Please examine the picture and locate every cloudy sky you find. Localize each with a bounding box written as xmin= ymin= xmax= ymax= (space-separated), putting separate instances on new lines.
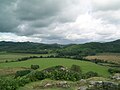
xmin=0 ymin=0 xmax=120 ymax=44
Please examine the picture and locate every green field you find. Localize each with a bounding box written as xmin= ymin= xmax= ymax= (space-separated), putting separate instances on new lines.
xmin=0 ymin=58 xmax=109 ymax=77
xmin=0 ymin=52 xmax=50 ymax=63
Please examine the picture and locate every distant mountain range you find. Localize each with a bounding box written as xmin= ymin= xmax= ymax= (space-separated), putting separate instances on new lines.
xmin=0 ymin=40 xmax=120 ymax=54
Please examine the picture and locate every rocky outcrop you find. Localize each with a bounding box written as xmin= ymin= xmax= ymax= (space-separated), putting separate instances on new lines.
xmin=112 ymin=73 xmax=120 ymax=80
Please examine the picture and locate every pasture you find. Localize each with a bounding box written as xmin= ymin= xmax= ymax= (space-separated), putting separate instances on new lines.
xmin=0 ymin=58 xmax=109 ymax=77
xmin=0 ymin=52 xmax=50 ymax=63
xmin=86 ymin=53 xmax=120 ymax=64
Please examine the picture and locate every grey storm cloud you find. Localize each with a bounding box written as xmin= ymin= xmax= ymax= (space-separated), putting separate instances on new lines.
xmin=0 ymin=0 xmax=120 ymax=44
xmin=15 ymin=0 xmax=63 ymax=21
xmin=92 ymin=0 xmax=120 ymax=11
xmin=0 ymin=0 xmax=19 ymax=32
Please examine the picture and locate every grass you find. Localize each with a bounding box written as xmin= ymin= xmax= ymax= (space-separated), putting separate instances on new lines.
xmin=0 ymin=58 xmax=110 ymax=77
xmin=0 ymin=52 xmax=51 ymax=63
xmin=0 ymin=67 xmax=29 ymax=76
xmin=18 ymin=79 xmax=76 ymax=90
xmin=17 ymin=77 xmax=113 ymax=90
xmin=86 ymin=53 xmax=120 ymax=64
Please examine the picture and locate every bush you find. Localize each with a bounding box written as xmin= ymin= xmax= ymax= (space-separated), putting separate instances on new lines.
xmin=27 ymin=66 xmax=82 ymax=81
xmin=47 ymin=66 xmax=82 ymax=81
xmin=17 ymin=57 xmax=30 ymax=61
xmin=70 ymin=64 xmax=82 ymax=73
xmin=15 ymin=70 xmax=31 ymax=78
xmin=82 ymin=71 xmax=98 ymax=79
xmin=16 ymin=77 xmax=31 ymax=86
xmin=44 ymin=65 xmax=65 ymax=72
xmin=0 ymin=76 xmax=31 ymax=90
xmin=27 ymin=71 xmax=46 ymax=81
xmin=5 ymin=60 xmax=8 ymax=63
xmin=31 ymin=65 xmax=40 ymax=70
xmin=108 ymin=68 xmax=120 ymax=74
xmin=50 ymin=70 xmax=81 ymax=81
xmin=118 ymin=83 xmax=120 ymax=90
xmin=0 ymin=77 xmax=18 ymax=90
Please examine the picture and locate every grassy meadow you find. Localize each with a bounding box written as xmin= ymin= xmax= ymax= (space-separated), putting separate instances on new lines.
xmin=0 ymin=52 xmax=50 ymax=63
xmin=0 ymin=58 xmax=109 ymax=77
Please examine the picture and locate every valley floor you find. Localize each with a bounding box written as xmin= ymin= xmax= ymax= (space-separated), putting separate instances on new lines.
xmin=0 ymin=58 xmax=109 ymax=77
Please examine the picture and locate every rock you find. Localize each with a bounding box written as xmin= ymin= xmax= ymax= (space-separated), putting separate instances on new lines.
xmin=44 ymin=83 xmax=53 ymax=88
xmin=62 ymin=84 xmax=70 ymax=88
xmin=102 ymin=81 xmax=118 ymax=86
xmin=112 ymin=73 xmax=120 ymax=80
xmin=56 ymin=81 xmax=70 ymax=88
xmin=60 ymin=67 xmax=67 ymax=70
xmin=88 ymin=85 xmax=94 ymax=88
xmin=80 ymin=79 xmax=87 ymax=83
xmin=59 ymin=81 xmax=67 ymax=85
xmin=89 ymin=81 xmax=102 ymax=85
xmin=78 ymin=86 xmax=88 ymax=90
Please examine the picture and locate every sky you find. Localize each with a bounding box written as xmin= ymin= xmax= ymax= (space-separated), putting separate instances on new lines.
xmin=0 ymin=0 xmax=120 ymax=44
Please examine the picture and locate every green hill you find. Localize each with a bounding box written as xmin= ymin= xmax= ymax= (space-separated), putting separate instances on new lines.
xmin=0 ymin=41 xmax=62 ymax=54
xmin=0 ymin=39 xmax=120 ymax=55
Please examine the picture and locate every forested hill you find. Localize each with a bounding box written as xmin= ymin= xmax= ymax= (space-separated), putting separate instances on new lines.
xmin=64 ymin=39 xmax=120 ymax=53
xmin=0 ymin=41 xmax=62 ymax=54
xmin=0 ymin=40 xmax=120 ymax=54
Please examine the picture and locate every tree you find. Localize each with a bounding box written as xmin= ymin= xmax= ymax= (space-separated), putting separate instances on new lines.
xmin=70 ymin=64 xmax=82 ymax=73
xmin=31 ymin=65 xmax=40 ymax=70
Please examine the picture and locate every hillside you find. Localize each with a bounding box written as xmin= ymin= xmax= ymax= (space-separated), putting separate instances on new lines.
xmin=0 ymin=39 xmax=120 ymax=54
xmin=0 ymin=41 xmax=62 ymax=54
xmin=65 ymin=40 xmax=120 ymax=52
xmin=57 ymin=40 xmax=120 ymax=56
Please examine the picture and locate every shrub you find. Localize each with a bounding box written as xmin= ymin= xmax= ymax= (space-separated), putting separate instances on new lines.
xmin=31 ymin=65 xmax=40 ymax=70
xmin=27 ymin=66 xmax=82 ymax=82
xmin=43 ymin=65 xmax=82 ymax=81
xmin=0 ymin=77 xmax=30 ymax=90
xmin=82 ymin=71 xmax=98 ymax=79
xmin=70 ymin=64 xmax=82 ymax=73
xmin=49 ymin=55 xmax=55 ymax=58
xmin=118 ymin=83 xmax=120 ymax=90
xmin=16 ymin=77 xmax=31 ymax=86
xmin=17 ymin=57 xmax=30 ymax=61
xmin=50 ymin=69 xmax=82 ymax=81
xmin=108 ymin=68 xmax=120 ymax=74
xmin=15 ymin=70 xmax=31 ymax=78
xmin=5 ymin=60 xmax=8 ymax=63
xmin=44 ymin=65 xmax=65 ymax=72
xmin=0 ymin=77 xmax=18 ymax=90
xmin=27 ymin=71 xmax=46 ymax=81
xmin=34 ymin=71 xmax=46 ymax=80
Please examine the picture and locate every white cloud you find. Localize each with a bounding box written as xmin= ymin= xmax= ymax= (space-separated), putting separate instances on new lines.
xmin=92 ymin=0 xmax=120 ymax=11
xmin=0 ymin=0 xmax=120 ymax=44
xmin=0 ymin=33 xmax=42 ymax=43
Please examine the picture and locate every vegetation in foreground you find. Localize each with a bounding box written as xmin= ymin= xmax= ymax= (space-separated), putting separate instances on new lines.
xmin=1 ymin=65 xmax=120 ymax=90
xmin=0 ymin=56 xmax=119 ymax=90
xmin=18 ymin=78 xmax=120 ymax=90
